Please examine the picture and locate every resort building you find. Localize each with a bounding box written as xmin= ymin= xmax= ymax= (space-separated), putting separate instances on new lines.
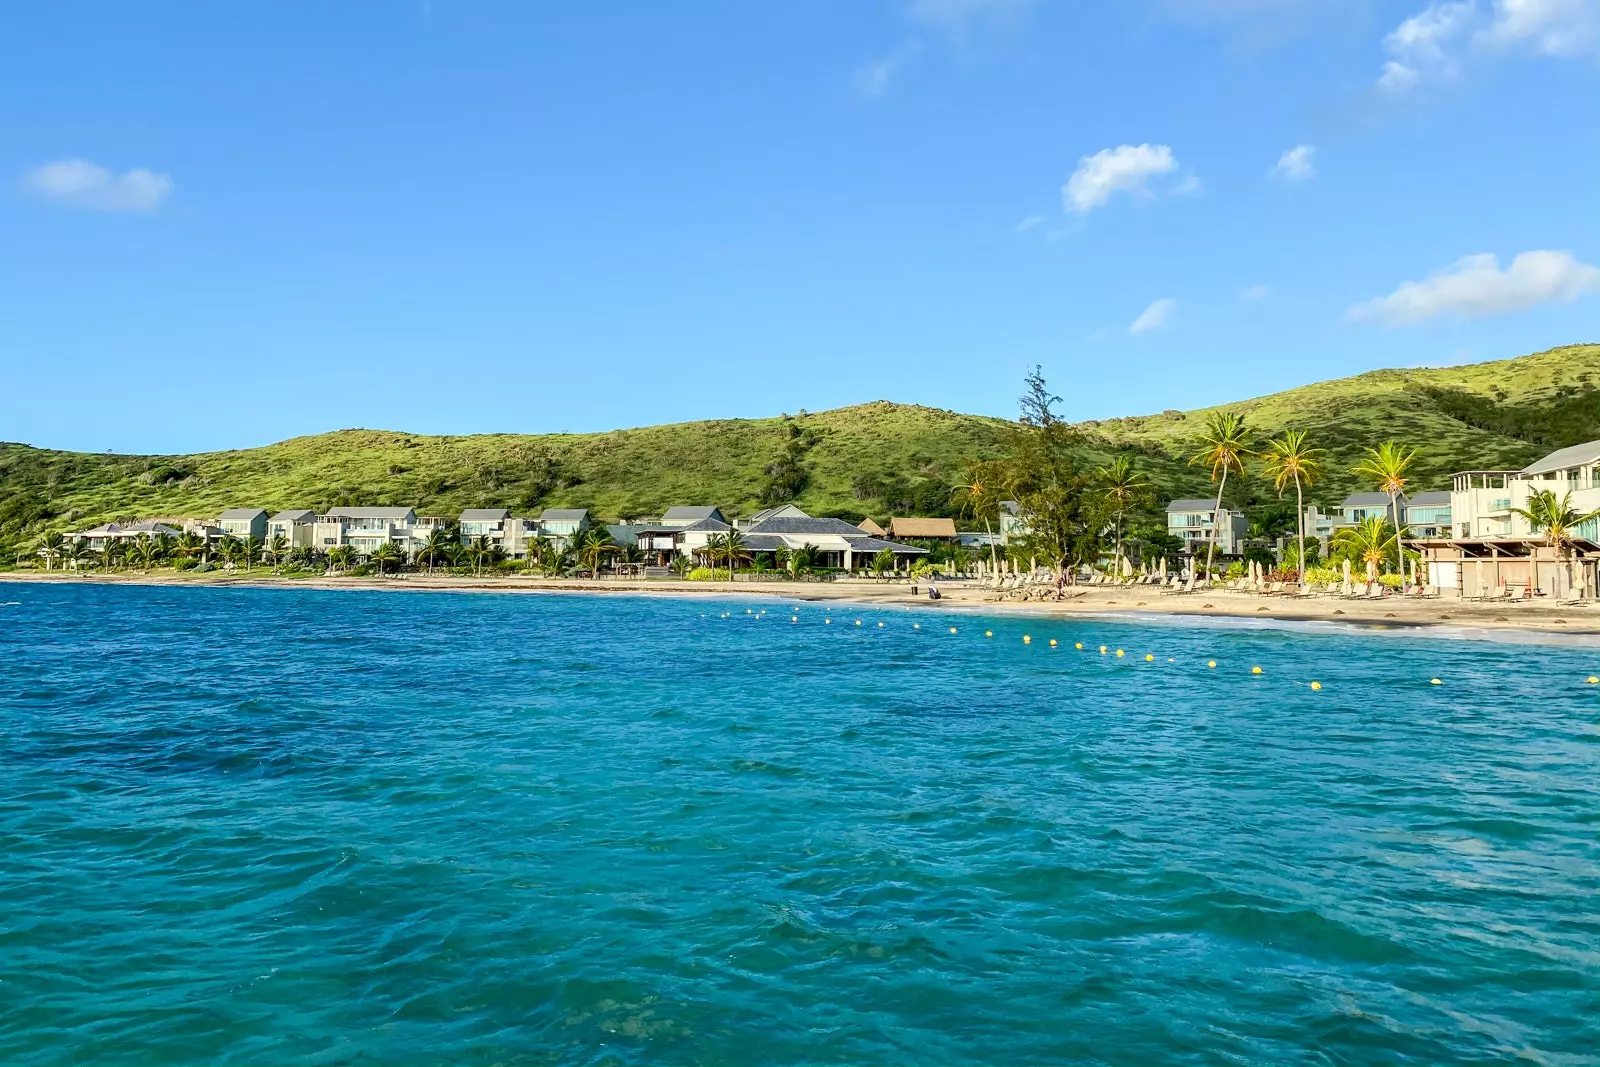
xmin=1417 ymin=441 xmax=1600 ymax=598
xmin=218 ymin=508 xmax=268 ymax=541
xmin=1341 ymin=492 xmax=1405 ymax=528
xmin=736 ymin=504 xmax=807 ymax=531
xmin=888 ymin=517 xmax=958 ymax=542
xmin=267 ymin=510 xmax=317 ymax=548
xmin=998 ymin=500 xmax=1027 ymax=545
xmin=1404 ymin=492 xmax=1452 ymax=538
xmin=538 ymin=508 xmax=590 ymax=549
xmin=313 ymin=507 xmax=442 ymax=554
xmin=741 ymin=508 xmax=927 ymax=570
xmin=857 ymin=518 xmax=887 ymax=536
xmin=70 ymin=520 xmax=183 ymax=549
xmin=1166 ymin=499 xmax=1248 ymax=556
xmin=659 ymin=506 xmax=726 ymax=527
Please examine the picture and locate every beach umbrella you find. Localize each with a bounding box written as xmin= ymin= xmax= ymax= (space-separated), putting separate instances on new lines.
xmin=1341 ymin=558 xmax=1352 ymax=595
xmin=1159 ymin=557 xmax=1167 ymax=579
xmin=1121 ymin=556 xmax=1132 ymax=578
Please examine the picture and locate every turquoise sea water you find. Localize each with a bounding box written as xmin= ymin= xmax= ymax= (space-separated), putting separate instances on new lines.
xmin=2 ymin=583 xmax=1598 ymax=1065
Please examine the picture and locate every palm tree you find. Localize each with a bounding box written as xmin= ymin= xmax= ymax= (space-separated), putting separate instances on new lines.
xmin=127 ymin=534 xmax=159 ymax=572
xmin=787 ymin=544 xmax=818 ymax=578
xmin=1510 ymin=489 xmax=1600 ymax=597
xmin=953 ymin=468 xmax=1003 ymax=574
xmin=1262 ymin=429 xmax=1326 ymax=589
xmin=96 ymin=540 xmax=122 ymax=573
xmin=468 ymin=535 xmax=496 ymax=576
xmin=1353 ymin=441 xmax=1416 ymax=564
xmin=173 ymin=531 xmax=205 ymax=567
xmin=62 ymin=540 xmax=90 ymax=572
xmin=872 ymin=546 xmax=895 ymax=578
xmin=264 ymin=534 xmax=290 ymax=573
xmin=238 ymin=536 xmax=262 ymax=572
xmin=416 ymin=528 xmax=454 ymax=574
xmin=369 ymin=541 xmax=403 ymax=577
xmin=720 ymin=530 xmax=750 ymax=582
xmin=327 ymin=545 xmax=355 ymax=572
xmin=1332 ymin=516 xmax=1398 ymax=582
xmin=37 ymin=531 xmax=65 ymax=571
xmin=1189 ymin=410 xmax=1253 ymax=580
xmin=1095 ymin=455 xmax=1152 ymax=576
xmin=216 ymin=534 xmax=241 ymax=569
xmin=669 ymin=553 xmax=694 ymax=578
xmin=575 ymin=528 xmax=618 ymax=579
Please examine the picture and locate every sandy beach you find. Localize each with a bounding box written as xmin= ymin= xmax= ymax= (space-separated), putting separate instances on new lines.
xmin=6 ymin=569 xmax=1598 ymax=639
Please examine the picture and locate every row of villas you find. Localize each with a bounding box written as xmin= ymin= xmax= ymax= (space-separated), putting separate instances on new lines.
xmin=1163 ymin=439 xmax=1600 ymax=597
xmin=72 ymin=503 xmax=940 ymax=572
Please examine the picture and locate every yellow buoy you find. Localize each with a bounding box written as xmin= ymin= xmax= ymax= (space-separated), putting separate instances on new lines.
xmin=1588 ymin=676 xmax=1598 ymax=684
xmin=825 ymin=619 xmax=831 ymax=625
xmin=949 ymin=627 xmax=958 ymax=634
xmin=855 ymin=620 xmax=862 ymax=626
xmin=791 ymin=616 xmax=798 ymax=623
xmin=1115 ymin=649 xmax=1125 ymax=658
xmin=1252 ymin=666 xmax=1263 ymax=675
xmin=1100 ymin=646 xmax=1108 ymax=655
xmin=1074 ymin=642 xmax=1083 ymax=650
xmin=1144 ymin=654 xmax=1154 ymax=662
xmin=985 ymin=630 xmax=993 ymax=638
xmin=1049 ymin=639 xmax=1058 ymax=647
xmin=746 ymin=609 xmax=752 ymax=614
xmin=1208 ymin=660 xmax=1217 ymax=669
xmin=1431 ymin=678 xmax=1442 ymax=685
xmin=1023 ymin=635 xmax=1031 ymax=644
xmin=878 ymin=621 xmax=885 ymax=628
xmin=1310 ymin=681 xmax=1322 ymax=691
xmin=913 ymin=623 xmax=920 ymax=630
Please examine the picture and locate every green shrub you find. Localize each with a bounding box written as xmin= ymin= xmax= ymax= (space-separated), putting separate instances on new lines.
xmin=1378 ymin=573 xmax=1405 ymax=589
xmin=686 ymin=566 xmax=716 ymax=581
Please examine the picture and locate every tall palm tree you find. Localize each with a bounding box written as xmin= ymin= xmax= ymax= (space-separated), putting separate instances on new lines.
xmin=1353 ymin=441 xmax=1416 ymax=564
xmin=216 ymin=534 xmax=241 ymax=569
xmin=239 ymin=536 xmax=262 ymax=572
xmin=1262 ymin=429 xmax=1326 ymax=589
xmin=327 ymin=545 xmax=355 ymax=572
xmin=575 ymin=528 xmax=618 ymax=579
xmin=96 ymin=540 xmax=122 ymax=573
xmin=953 ymin=467 xmax=1003 ymax=574
xmin=37 ymin=531 xmax=65 ymax=571
xmin=1510 ymin=489 xmax=1600 ymax=597
xmin=264 ymin=534 xmax=290 ymax=573
xmin=1332 ymin=516 xmax=1398 ymax=582
xmin=468 ymin=535 xmax=495 ymax=576
xmin=417 ymin=528 xmax=454 ymax=574
xmin=127 ymin=534 xmax=159 ymax=572
xmin=720 ymin=530 xmax=750 ymax=582
xmin=1189 ymin=410 xmax=1253 ymax=580
xmin=173 ymin=531 xmax=205 ymax=567
xmin=369 ymin=541 xmax=403 ymax=577
xmin=1095 ymin=455 xmax=1152 ymax=575
xmin=60 ymin=539 xmax=89 ymax=572
xmin=872 ymin=547 xmax=895 ymax=577
xmin=787 ymin=543 xmax=818 ymax=578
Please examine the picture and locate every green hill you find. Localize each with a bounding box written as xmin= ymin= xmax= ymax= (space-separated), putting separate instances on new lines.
xmin=3 ymin=343 xmax=1598 ymax=555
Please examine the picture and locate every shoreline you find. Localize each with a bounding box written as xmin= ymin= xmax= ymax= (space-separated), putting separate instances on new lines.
xmin=5 ymin=569 xmax=1599 ymax=642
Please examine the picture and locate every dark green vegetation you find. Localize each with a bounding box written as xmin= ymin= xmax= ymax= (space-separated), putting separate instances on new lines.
xmin=3 ymin=344 xmax=1597 ymax=559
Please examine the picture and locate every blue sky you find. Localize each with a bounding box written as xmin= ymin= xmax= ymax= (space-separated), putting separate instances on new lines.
xmin=3 ymin=1 xmax=1598 ymax=454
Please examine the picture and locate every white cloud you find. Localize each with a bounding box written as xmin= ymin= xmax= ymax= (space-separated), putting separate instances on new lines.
xmin=1063 ymin=144 xmax=1180 ymax=212
xmin=1172 ymin=173 xmax=1204 ymax=197
xmin=1243 ymin=284 xmax=1271 ymax=301
xmin=1479 ymin=0 xmax=1599 ymax=55
xmin=1377 ymin=1 xmax=1475 ymax=90
xmin=1270 ymin=144 xmax=1317 ymax=181
xmin=1013 ymin=214 xmax=1044 ymax=233
xmin=1348 ymin=250 xmax=1600 ymax=325
xmin=854 ymin=40 xmax=925 ymax=96
xmin=1376 ymin=0 xmax=1598 ymax=91
xmin=1130 ymin=298 xmax=1178 ymax=334
xmin=22 ymin=159 xmax=173 ymax=212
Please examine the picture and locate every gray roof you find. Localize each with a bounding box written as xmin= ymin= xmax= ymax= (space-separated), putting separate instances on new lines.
xmin=999 ymin=500 xmax=1021 ymax=515
xmin=540 ymin=508 xmax=589 ymax=522
xmin=1341 ymin=492 xmax=1401 ymax=507
xmin=218 ymin=508 xmax=267 ymax=520
xmin=1406 ymin=491 xmax=1451 ymax=508
xmin=606 ymin=524 xmax=649 ymax=545
xmin=1166 ymin=499 xmax=1218 ymax=512
xmin=681 ymin=516 xmax=733 ymax=533
xmin=325 ymin=507 xmax=416 ymax=520
xmin=850 ymin=536 xmax=928 ymax=555
xmin=748 ymin=516 xmax=870 ymax=536
xmin=744 ymin=504 xmax=809 ymax=525
xmin=270 ymin=510 xmax=316 ymax=523
xmin=661 ymin=505 xmax=724 ymax=525
xmin=739 ymin=533 xmax=789 ymax=552
xmin=1522 ymin=440 xmax=1600 ymax=476
xmin=459 ymin=508 xmax=509 ymax=521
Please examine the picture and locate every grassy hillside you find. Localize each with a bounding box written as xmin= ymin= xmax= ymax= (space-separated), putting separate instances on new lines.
xmin=3 ymin=343 xmax=1598 ymax=555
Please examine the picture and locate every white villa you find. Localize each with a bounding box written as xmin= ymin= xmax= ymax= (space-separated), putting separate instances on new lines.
xmin=1166 ymin=499 xmax=1249 ymax=556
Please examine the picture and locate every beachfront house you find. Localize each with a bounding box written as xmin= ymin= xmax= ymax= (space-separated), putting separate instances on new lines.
xmin=998 ymin=500 xmax=1029 ymax=546
xmin=1166 ymin=499 xmax=1248 ymax=556
xmin=741 ymin=508 xmax=928 ymax=571
xmin=659 ymin=506 xmax=726 ymax=528
xmin=218 ymin=508 xmax=268 ymax=541
xmin=267 ymin=510 xmax=317 ymax=548
xmin=70 ymin=520 xmax=183 ymax=550
xmin=888 ymin=517 xmax=958 ymax=542
xmin=313 ymin=507 xmax=425 ymax=555
xmin=1404 ymin=492 xmax=1452 ymax=539
xmin=857 ymin=518 xmax=887 ymax=537
xmin=735 ymin=504 xmax=807 ymax=531
xmin=1415 ymin=440 xmax=1600 ymax=598
xmin=539 ymin=508 xmax=590 ymax=549
xmin=1341 ymin=492 xmax=1405 ymax=529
